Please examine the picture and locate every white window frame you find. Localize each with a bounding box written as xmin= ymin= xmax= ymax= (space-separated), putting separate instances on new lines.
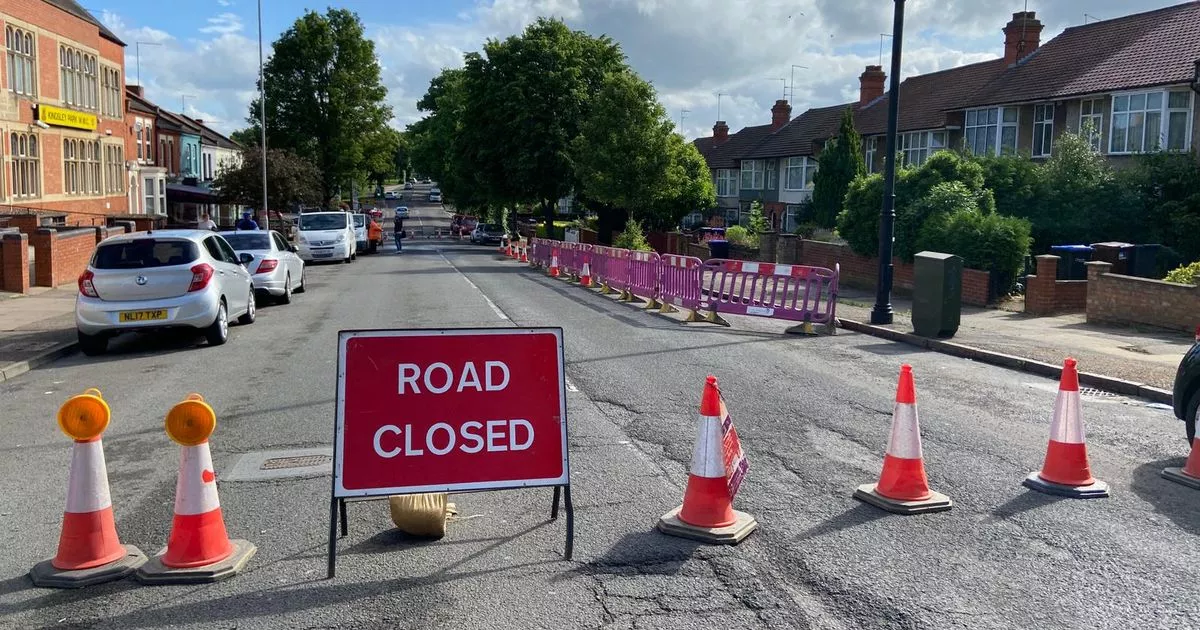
xmin=104 ymin=144 xmax=124 ymax=194
xmin=60 ymin=45 xmax=98 ymax=111
xmin=100 ymin=65 xmax=121 ymax=118
xmin=964 ymin=107 xmax=1018 ymax=156
xmin=144 ymin=176 xmax=156 ymax=213
xmin=1079 ymin=98 xmax=1104 ymax=153
xmin=783 ymin=156 xmax=816 ymax=191
xmin=1109 ymin=89 xmax=1195 ymax=154
xmin=899 ymin=131 xmax=947 ymax=167
xmin=10 ymin=132 xmax=40 ymax=198
xmin=766 ymin=159 xmax=777 ymax=191
xmin=1032 ymin=104 xmax=1054 ymax=158
xmin=714 ymin=168 xmax=738 ymax=198
xmin=739 ymin=160 xmax=765 ymax=190
xmin=783 ymin=204 xmax=803 ymax=233
xmin=6 ymin=26 xmax=36 ymax=97
xmin=158 ymin=179 xmax=166 ymax=215
xmin=864 ymin=137 xmax=878 ymax=173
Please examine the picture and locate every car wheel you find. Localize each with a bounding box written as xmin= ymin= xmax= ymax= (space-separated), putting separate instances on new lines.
xmin=279 ymin=274 xmax=292 ymax=304
xmin=205 ymin=300 xmax=230 ymax=346
xmin=238 ymin=290 xmax=257 ymax=324
xmin=342 ymin=255 xmax=351 ymax=264
xmin=294 ymin=269 xmax=306 ymax=293
xmin=1186 ymin=390 xmax=1198 ymax=445
xmin=77 ymin=331 xmax=108 ymax=356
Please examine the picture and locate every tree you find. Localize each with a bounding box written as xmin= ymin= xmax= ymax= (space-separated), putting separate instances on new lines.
xmin=251 ymin=8 xmax=392 ymax=204
xmin=811 ymin=108 xmax=865 ymax=227
xmin=212 ymin=147 xmax=322 ymax=210
xmin=229 ymin=128 xmax=259 ymax=148
xmin=360 ymin=126 xmax=403 ymax=188
xmin=408 ymin=68 xmax=493 ymax=213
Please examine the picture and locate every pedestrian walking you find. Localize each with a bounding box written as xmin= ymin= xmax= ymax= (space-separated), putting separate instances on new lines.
xmin=236 ymin=211 xmax=259 ymax=231
xmin=393 ymin=217 xmax=405 ymax=253
xmin=198 ymin=213 xmax=217 ymax=231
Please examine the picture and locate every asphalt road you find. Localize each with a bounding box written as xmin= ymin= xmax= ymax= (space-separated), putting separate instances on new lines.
xmin=0 ymin=188 xmax=1196 ymax=629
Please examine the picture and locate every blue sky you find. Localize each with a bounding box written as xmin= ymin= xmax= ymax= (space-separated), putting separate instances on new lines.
xmin=93 ymin=0 xmax=1187 ymax=138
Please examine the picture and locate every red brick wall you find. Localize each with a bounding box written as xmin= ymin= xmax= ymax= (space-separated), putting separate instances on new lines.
xmin=1025 ymin=255 xmax=1088 ymax=315
xmin=1 ymin=232 xmax=30 ymax=293
xmin=3 ymin=214 xmax=41 ymax=235
xmin=1086 ymin=261 xmax=1199 ymax=333
xmin=31 ymin=228 xmax=96 ymax=288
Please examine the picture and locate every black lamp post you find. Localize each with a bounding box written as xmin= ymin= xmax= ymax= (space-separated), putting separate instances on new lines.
xmin=871 ymin=0 xmax=906 ymax=325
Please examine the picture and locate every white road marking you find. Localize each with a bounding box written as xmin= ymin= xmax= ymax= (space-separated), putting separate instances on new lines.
xmin=566 ymin=379 xmax=579 ymax=392
xmin=437 ymin=250 xmax=511 ymax=322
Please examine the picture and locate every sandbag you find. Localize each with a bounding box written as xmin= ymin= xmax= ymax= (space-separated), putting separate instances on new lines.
xmin=388 ymin=493 xmax=454 ymax=538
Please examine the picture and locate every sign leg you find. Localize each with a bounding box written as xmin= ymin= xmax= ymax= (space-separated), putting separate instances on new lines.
xmin=564 ymin=484 xmax=575 ymax=561
xmin=327 ymin=496 xmax=338 ymax=579
xmin=339 ymin=498 xmax=348 ymax=537
xmin=551 ymin=485 xmax=561 ymax=520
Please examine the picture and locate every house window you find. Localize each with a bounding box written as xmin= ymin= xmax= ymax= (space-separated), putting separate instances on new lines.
xmin=864 ymin=137 xmax=878 ymax=173
xmin=783 ymin=204 xmax=804 ymax=233
xmin=64 ymin=138 xmax=78 ymax=194
xmin=714 ymin=169 xmax=738 ymax=197
xmin=964 ymin=107 xmax=1018 ymax=156
xmin=6 ymin=26 xmax=36 ymax=96
xmin=105 ymin=144 xmax=124 ymax=194
xmin=145 ymin=177 xmax=156 ymax=213
xmin=899 ymin=131 xmax=946 ymax=167
xmin=10 ymin=132 xmax=39 ymax=198
xmin=740 ymin=160 xmax=765 ymax=190
xmin=60 ymin=45 xmax=98 ymax=111
xmin=1080 ymin=98 xmax=1104 ymax=152
xmin=784 ymin=156 xmax=816 ymax=190
xmin=1110 ymin=89 xmax=1194 ymax=154
xmin=1032 ymin=104 xmax=1054 ymax=157
xmin=85 ymin=140 xmax=101 ymax=195
xmin=158 ymin=179 xmax=166 ymax=214
xmin=136 ymin=122 xmax=144 ymax=160
xmin=101 ymin=66 xmax=121 ymax=118
xmin=766 ymin=159 xmax=777 ymax=190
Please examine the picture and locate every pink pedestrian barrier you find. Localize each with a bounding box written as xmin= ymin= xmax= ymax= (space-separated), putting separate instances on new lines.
xmin=658 ymin=254 xmax=703 ymax=315
xmin=699 ymin=260 xmax=840 ymax=330
xmin=603 ymin=248 xmax=632 ymax=296
xmin=590 ymin=246 xmax=614 ymax=288
xmin=626 ymin=251 xmax=661 ymax=306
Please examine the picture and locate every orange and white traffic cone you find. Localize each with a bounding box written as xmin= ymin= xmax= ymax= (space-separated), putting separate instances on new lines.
xmin=579 ymin=261 xmax=592 ymax=287
xmin=1162 ymin=435 xmax=1200 ymax=490
xmin=854 ymin=365 xmax=952 ymax=514
xmin=1024 ymin=358 xmax=1110 ymax=498
xmin=519 ymin=246 xmax=529 ymax=263
xmin=137 ymin=394 xmax=256 ymax=584
xmin=30 ymin=389 xmax=147 ymax=588
xmin=549 ymin=249 xmax=560 ymax=278
xmin=657 ymin=376 xmax=757 ymax=544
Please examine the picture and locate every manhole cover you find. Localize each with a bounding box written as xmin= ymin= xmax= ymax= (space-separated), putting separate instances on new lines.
xmin=1079 ymin=387 xmax=1120 ymax=399
xmin=261 ymin=455 xmax=332 ymax=470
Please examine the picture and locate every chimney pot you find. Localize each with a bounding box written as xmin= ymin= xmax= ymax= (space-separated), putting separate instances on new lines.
xmin=713 ymin=121 xmax=730 ymax=145
xmin=128 ymin=85 xmax=144 ymax=98
xmin=858 ymin=65 xmax=886 ymax=106
xmin=1003 ymin=11 xmax=1043 ymax=65
xmin=771 ymin=99 xmax=792 ymax=131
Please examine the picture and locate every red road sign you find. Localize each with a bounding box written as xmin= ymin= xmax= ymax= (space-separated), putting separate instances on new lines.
xmin=334 ymin=328 xmax=569 ymax=497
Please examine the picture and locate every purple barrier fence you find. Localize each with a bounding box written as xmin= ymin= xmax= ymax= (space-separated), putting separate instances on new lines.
xmin=699 ymin=259 xmax=839 ymax=328
xmin=531 ymin=238 xmax=550 ymax=267
xmin=626 ymin=250 xmax=661 ymax=305
xmin=659 ymin=254 xmax=703 ymax=313
xmin=590 ymin=245 xmax=614 ymax=286
xmin=603 ymin=248 xmax=632 ymax=294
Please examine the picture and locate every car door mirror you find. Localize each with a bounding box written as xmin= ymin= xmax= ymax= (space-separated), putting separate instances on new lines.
xmin=288 ymin=244 xmax=297 ymax=253
xmin=239 ymin=252 xmax=255 ymax=266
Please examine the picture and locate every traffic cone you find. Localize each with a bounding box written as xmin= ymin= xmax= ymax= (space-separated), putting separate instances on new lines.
xmin=30 ymin=389 xmax=147 ymax=588
xmin=1024 ymin=358 xmax=1110 ymax=498
xmin=579 ymin=261 xmax=592 ymax=287
xmin=1162 ymin=436 xmax=1200 ymax=490
xmin=549 ymin=249 xmax=560 ymax=278
xmin=657 ymin=376 xmax=757 ymax=544
xmin=137 ymin=394 xmax=256 ymax=584
xmin=519 ymin=247 xmax=528 ymax=263
xmin=854 ymin=365 xmax=952 ymax=514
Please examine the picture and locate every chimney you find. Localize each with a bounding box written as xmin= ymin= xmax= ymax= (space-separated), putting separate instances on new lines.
xmin=194 ymin=119 xmax=204 ymax=124
xmin=713 ymin=121 xmax=730 ymax=145
xmin=1003 ymin=11 xmax=1043 ymax=65
xmin=128 ymin=85 xmax=144 ymax=98
xmin=771 ymin=99 xmax=792 ymax=131
xmin=858 ymin=65 xmax=886 ymax=105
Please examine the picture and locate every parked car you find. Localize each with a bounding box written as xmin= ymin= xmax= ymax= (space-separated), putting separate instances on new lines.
xmin=352 ymin=213 xmax=369 ymax=252
xmin=424 ymin=178 xmax=432 ymax=184
xmin=296 ymin=211 xmax=356 ymax=263
xmin=403 ymin=182 xmax=414 ymax=190
xmin=384 ymin=190 xmax=398 ymax=200
xmin=471 ymin=223 xmax=506 ymax=245
xmin=429 ymin=188 xmax=442 ymax=203
xmin=221 ymin=230 xmax=305 ymax=304
xmin=456 ymin=216 xmax=478 ymax=237
xmin=1174 ymin=326 xmax=1200 ymax=445
xmin=395 ymin=206 xmax=410 ymax=219
xmin=75 ymin=230 xmax=256 ymax=355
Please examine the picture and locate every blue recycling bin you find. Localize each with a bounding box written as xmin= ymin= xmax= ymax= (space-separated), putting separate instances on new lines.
xmin=708 ymin=239 xmax=730 ymax=260
xmin=1049 ymin=245 xmax=1093 ymax=280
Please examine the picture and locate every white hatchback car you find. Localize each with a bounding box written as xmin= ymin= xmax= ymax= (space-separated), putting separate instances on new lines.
xmin=220 ymin=230 xmax=305 ymax=304
xmin=296 ymin=211 xmax=356 ymax=263
xmin=75 ymin=230 xmax=256 ymax=355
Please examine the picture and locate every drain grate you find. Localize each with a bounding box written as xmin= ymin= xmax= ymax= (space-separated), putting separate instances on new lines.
xmin=1080 ymin=387 xmax=1120 ymax=399
xmin=261 ymin=454 xmax=332 ymax=470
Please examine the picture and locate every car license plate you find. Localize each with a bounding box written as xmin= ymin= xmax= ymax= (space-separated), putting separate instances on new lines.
xmin=314 ymin=252 xmax=332 ymax=258
xmin=119 ymin=309 xmax=168 ymax=323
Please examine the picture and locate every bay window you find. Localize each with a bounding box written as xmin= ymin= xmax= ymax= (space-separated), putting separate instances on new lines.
xmin=714 ymin=169 xmax=738 ymax=197
xmin=739 ymin=160 xmax=765 ymax=190
xmin=783 ymin=156 xmax=816 ymax=190
xmin=766 ymin=159 xmax=777 ymax=190
xmin=1079 ymin=98 xmax=1104 ymax=152
xmin=900 ymin=131 xmax=946 ymax=167
xmin=1110 ymin=89 xmax=1194 ymax=153
xmin=1032 ymin=104 xmax=1054 ymax=157
xmin=864 ymin=137 xmax=878 ymax=173
xmin=964 ymin=107 xmax=1018 ymax=156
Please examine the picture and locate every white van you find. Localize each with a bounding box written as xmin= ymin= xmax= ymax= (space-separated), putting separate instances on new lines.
xmin=296 ymin=211 xmax=357 ymax=263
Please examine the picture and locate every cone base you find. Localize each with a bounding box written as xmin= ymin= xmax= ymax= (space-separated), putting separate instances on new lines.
xmin=854 ymin=484 xmax=952 ymax=515
xmin=1023 ymin=471 xmax=1110 ymax=499
xmin=785 ymin=322 xmax=819 ymax=336
xmin=136 ymin=539 xmax=256 ymax=585
xmin=1161 ymin=467 xmax=1200 ymax=491
xmin=656 ymin=506 xmax=757 ymax=545
xmin=30 ymin=544 xmax=146 ymax=589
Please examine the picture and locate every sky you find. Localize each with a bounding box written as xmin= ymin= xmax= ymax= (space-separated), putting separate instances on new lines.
xmin=93 ymin=0 xmax=1189 ymax=139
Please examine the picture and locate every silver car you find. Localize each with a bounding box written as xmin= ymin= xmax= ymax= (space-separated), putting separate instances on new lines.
xmin=220 ymin=230 xmax=306 ymax=304
xmin=75 ymin=230 xmax=256 ymax=355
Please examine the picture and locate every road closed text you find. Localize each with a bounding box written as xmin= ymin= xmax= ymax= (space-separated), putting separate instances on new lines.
xmin=374 ymin=420 xmax=534 ymax=458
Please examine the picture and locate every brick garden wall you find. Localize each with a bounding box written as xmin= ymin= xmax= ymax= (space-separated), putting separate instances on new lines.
xmin=1086 ymin=261 xmax=1199 ymax=333
xmin=1025 ymin=255 xmax=1088 ymax=315
xmin=30 ymin=228 xmax=100 ymax=288
xmin=1 ymin=232 xmax=30 ymax=293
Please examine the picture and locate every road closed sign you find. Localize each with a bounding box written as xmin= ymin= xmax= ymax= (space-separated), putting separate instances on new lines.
xmin=333 ymin=328 xmax=569 ymax=497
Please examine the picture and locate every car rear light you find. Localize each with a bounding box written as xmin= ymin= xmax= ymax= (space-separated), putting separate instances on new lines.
xmin=78 ymin=270 xmax=98 ymax=298
xmin=256 ymin=258 xmax=278 ymax=274
xmin=188 ymin=263 xmax=214 ymax=292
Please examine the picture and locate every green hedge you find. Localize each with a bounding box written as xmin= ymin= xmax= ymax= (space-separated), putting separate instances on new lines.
xmin=916 ymin=209 xmax=1032 ymax=294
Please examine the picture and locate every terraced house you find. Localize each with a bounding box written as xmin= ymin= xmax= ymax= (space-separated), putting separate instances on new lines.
xmin=694 ymin=2 xmax=1200 ymax=230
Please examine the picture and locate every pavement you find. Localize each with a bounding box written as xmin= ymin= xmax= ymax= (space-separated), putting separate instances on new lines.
xmin=0 ymin=189 xmax=1196 ymax=628
xmin=0 ymin=285 xmax=79 ymax=382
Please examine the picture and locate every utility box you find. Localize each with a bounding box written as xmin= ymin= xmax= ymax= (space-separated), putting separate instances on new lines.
xmin=912 ymin=251 xmax=962 ymax=338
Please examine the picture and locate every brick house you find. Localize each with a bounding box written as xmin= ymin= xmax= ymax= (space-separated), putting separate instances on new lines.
xmin=0 ymin=0 xmax=132 ymax=226
xmin=691 ymin=119 xmax=774 ymax=226
xmin=124 ymin=84 xmax=167 ymax=217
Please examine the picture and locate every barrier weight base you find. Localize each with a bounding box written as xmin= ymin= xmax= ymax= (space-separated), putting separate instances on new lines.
xmin=29 ymin=544 xmax=147 ymax=589
xmin=136 ymin=539 xmax=256 ymax=585
xmin=853 ymin=484 xmax=952 ymax=515
xmin=1022 ymin=472 xmax=1110 ymax=499
xmin=1161 ymin=467 xmax=1200 ymax=490
xmin=656 ymin=506 xmax=757 ymax=544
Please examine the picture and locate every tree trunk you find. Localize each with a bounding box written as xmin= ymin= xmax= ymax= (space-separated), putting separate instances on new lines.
xmin=542 ymin=199 xmax=555 ymax=236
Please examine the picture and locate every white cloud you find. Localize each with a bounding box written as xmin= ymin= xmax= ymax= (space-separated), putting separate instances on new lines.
xmin=199 ymin=13 xmax=244 ymax=35
xmin=217 ymin=0 xmax=234 ymax=6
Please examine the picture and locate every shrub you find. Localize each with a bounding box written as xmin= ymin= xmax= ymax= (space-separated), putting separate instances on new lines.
xmin=975 ymin=153 xmax=1044 ymax=218
xmin=535 ymin=224 xmax=566 ymax=240
xmin=613 ymin=217 xmax=653 ymax=251
xmin=794 ymin=221 xmax=819 ymax=239
xmin=836 ymin=173 xmax=884 ymax=257
xmin=746 ymin=201 xmax=770 ymax=235
xmin=725 ymin=225 xmax=757 ymax=248
xmin=916 ymin=209 xmax=1032 ymax=295
xmin=895 ymin=181 xmax=993 ymax=261
xmin=1164 ymin=261 xmax=1200 ymax=285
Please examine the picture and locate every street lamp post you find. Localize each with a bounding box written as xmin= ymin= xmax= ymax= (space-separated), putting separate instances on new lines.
xmin=134 ymin=41 xmax=162 ymax=86
xmin=871 ymin=0 xmax=906 ymax=325
xmin=258 ymin=0 xmax=269 ymax=233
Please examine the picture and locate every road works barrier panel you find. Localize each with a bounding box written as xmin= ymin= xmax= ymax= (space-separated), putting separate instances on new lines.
xmin=602 ymin=248 xmax=632 ymax=296
xmin=626 ymin=250 xmax=662 ymax=306
xmin=659 ymin=254 xmax=704 ymax=315
xmin=329 ymin=328 xmax=573 ymax=577
xmin=700 ymin=260 xmax=840 ymax=331
xmin=589 ymin=245 xmax=615 ymax=287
